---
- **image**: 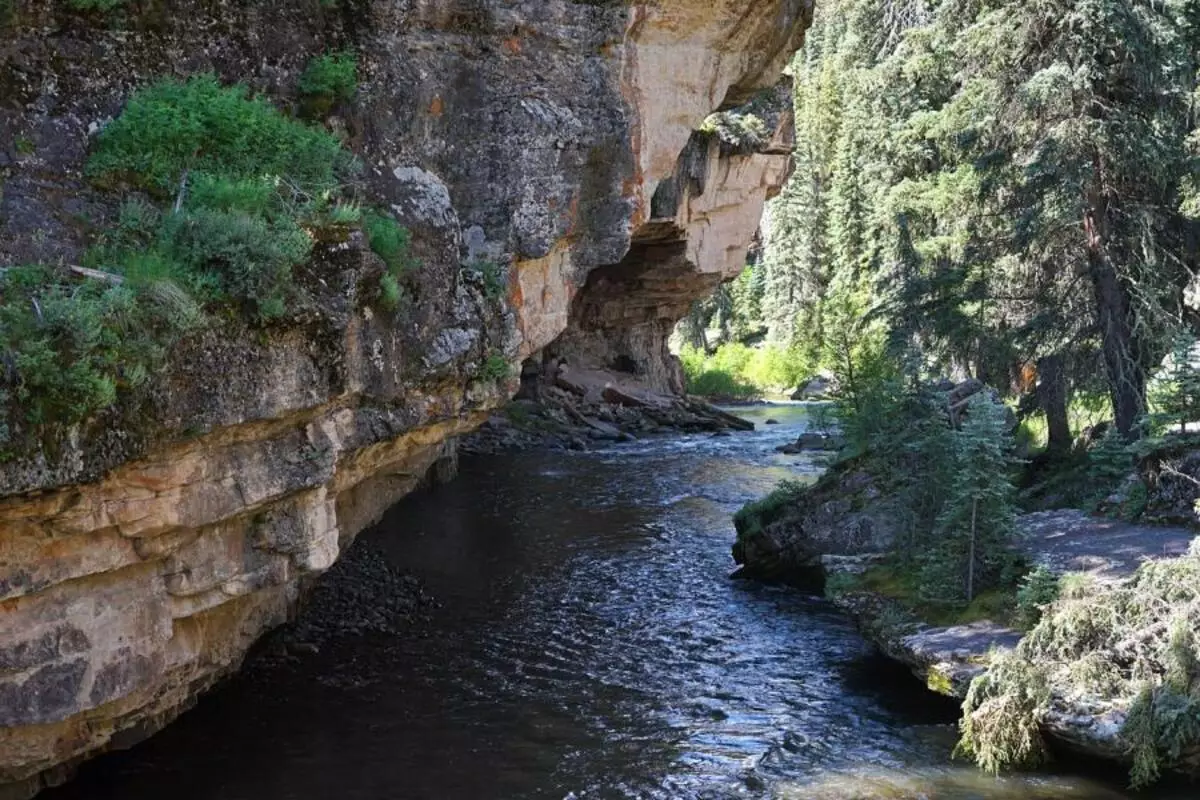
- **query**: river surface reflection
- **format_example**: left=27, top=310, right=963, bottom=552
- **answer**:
left=46, top=404, right=1190, bottom=799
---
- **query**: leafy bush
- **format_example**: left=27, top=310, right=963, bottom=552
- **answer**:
left=678, top=342, right=808, bottom=397
left=1082, top=428, right=1136, bottom=510
left=187, top=173, right=277, bottom=216
left=157, top=208, right=311, bottom=320
left=69, top=0, right=124, bottom=10
left=462, top=260, right=508, bottom=300
left=364, top=212, right=415, bottom=308
left=88, top=74, right=349, bottom=195
left=823, top=569, right=861, bottom=598
left=298, top=51, right=358, bottom=114
left=478, top=353, right=512, bottom=382
left=1014, top=565, right=1060, bottom=629
left=1, top=72, right=403, bottom=449
left=684, top=366, right=758, bottom=400
left=699, top=111, right=769, bottom=153
left=378, top=272, right=403, bottom=311
left=84, top=74, right=368, bottom=320
left=364, top=212, right=413, bottom=276
left=957, top=647, right=1052, bottom=774
left=0, top=265, right=199, bottom=445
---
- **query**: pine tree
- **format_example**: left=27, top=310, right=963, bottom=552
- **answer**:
left=922, top=395, right=1017, bottom=605
left=1154, top=333, right=1200, bottom=433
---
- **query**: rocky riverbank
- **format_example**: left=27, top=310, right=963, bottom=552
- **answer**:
left=462, top=363, right=754, bottom=454
left=735, top=453, right=1200, bottom=782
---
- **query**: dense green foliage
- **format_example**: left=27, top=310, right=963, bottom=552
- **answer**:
left=678, top=341, right=809, bottom=398
left=478, top=353, right=513, bottom=382
left=1149, top=334, right=1200, bottom=433
left=851, top=386, right=1021, bottom=607
left=0, top=265, right=199, bottom=447
left=461, top=260, right=508, bottom=301
left=1, top=74, right=411, bottom=448
left=921, top=397, right=1018, bottom=604
left=732, top=479, right=808, bottom=539
left=88, top=74, right=349, bottom=196
left=1014, top=565, right=1060, bottom=629
left=959, top=543, right=1200, bottom=786
left=68, top=0, right=124, bottom=11
left=298, top=51, right=358, bottom=116
left=364, top=212, right=414, bottom=309
left=689, top=0, right=1200, bottom=443
left=85, top=75, right=357, bottom=321
left=698, top=112, right=769, bottom=154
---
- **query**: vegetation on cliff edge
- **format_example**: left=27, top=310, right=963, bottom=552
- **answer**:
left=0, top=74, right=414, bottom=455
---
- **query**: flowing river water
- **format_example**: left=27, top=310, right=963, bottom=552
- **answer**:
left=45, top=405, right=1190, bottom=799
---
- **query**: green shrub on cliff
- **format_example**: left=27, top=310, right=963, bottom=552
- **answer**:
left=68, top=0, right=124, bottom=11
left=156, top=208, right=312, bottom=320
left=478, top=353, right=512, bottom=382
left=0, top=264, right=199, bottom=446
left=84, top=74, right=380, bottom=320
left=959, top=541, right=1200, bottom=786
left=298, top=51, right=358, bottom=117
left=699, top=111, right=769, bottom=154
left=89, top=74, right=349, bottom=196
left=364, top=212, right=413, bottom=275
left=733, top=479, right=806, bottom=539
left=0, top=74, right=415, bottom=449
left=364, top=212, right=416, bottom=311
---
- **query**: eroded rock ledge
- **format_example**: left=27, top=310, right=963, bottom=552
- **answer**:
left=0, top=1, right=811, bottom=794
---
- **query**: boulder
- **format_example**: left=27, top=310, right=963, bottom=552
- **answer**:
left=790, top=376, right=836, bottom=400
left=733, top=463, right=901, bottom=581
left=774, top=432, right=844, bottom=453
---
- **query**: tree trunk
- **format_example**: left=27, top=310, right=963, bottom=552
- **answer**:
left=967, top=498, right=978, bottom=603
left=1037, top=353, right=1072, bottom=454
left=1084, top=191, right=1146, bottom=439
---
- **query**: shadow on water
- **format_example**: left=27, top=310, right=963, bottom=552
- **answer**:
left=44, top=404, right=1195, bottom=799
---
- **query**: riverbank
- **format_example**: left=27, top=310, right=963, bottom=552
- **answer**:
left=736, top=462, right=1200, bottom=783
left=461, top=364, right=754, bottom=454
left=33, top=404, right=1196, bottom=799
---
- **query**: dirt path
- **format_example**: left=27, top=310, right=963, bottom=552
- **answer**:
left=1019, top=509, right=1195, bottom=580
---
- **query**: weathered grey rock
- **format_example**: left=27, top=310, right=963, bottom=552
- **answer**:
left=734, top=464, right=900, bottom=580
left=790, top=376, right=835, bottom=400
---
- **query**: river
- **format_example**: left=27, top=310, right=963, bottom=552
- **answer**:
left=44, top=404, right=1186, bottom=799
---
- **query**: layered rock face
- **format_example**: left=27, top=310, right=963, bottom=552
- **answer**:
left=0, top=0, right=809, bottom=794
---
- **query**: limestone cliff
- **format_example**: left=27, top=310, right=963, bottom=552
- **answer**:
left=0, top=0, right=810, bottom=794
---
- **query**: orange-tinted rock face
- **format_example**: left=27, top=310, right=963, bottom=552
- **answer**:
left=0, top=2, right=810, bottom=794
